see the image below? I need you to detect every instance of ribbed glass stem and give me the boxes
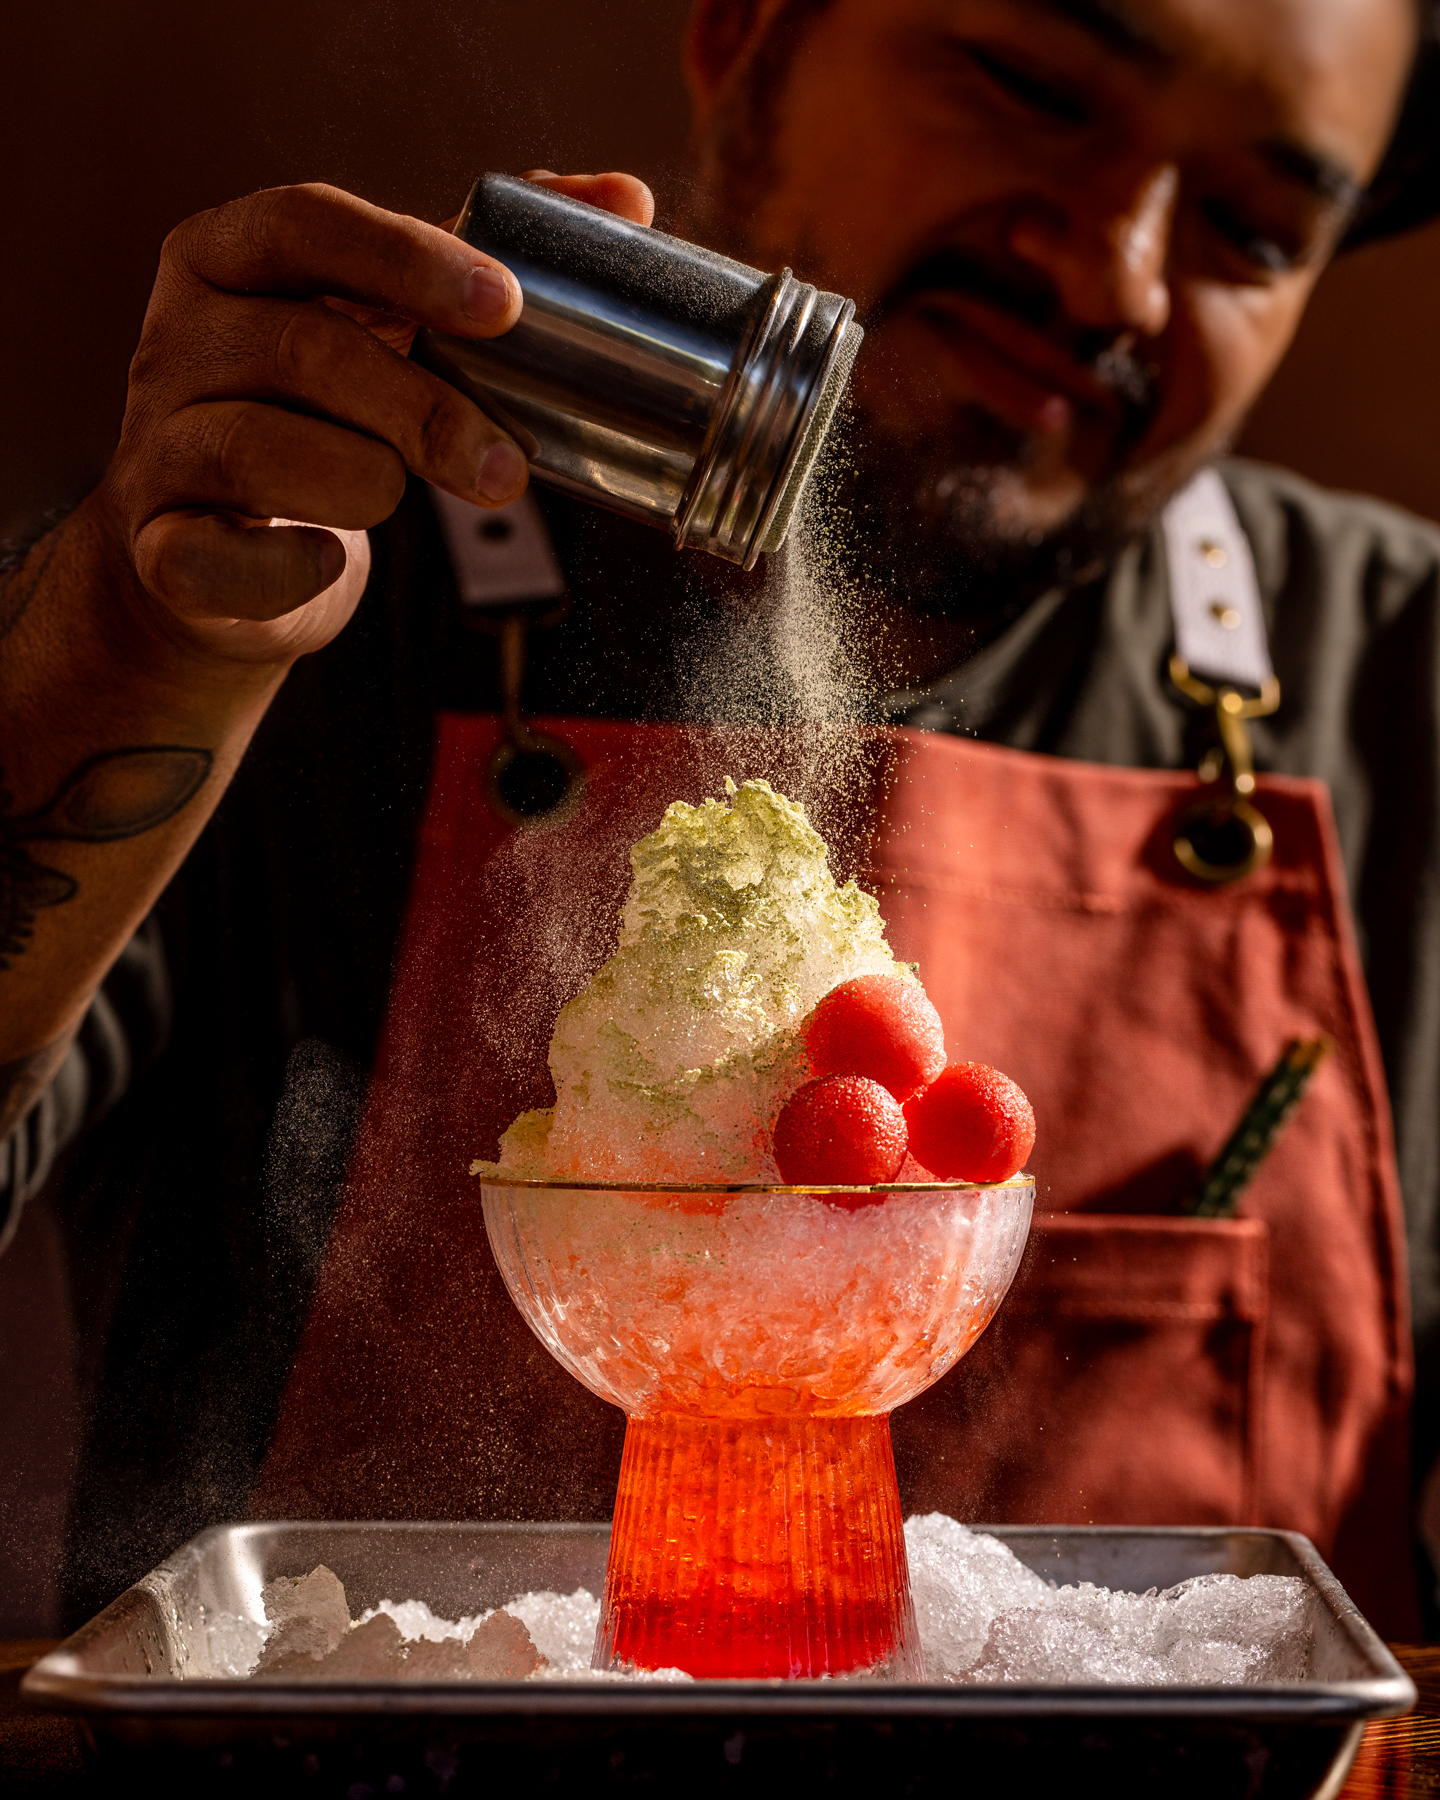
[595,1413,922,1679]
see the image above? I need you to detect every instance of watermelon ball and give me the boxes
[772,1075,909,1190]
[904,1063,1035,1183]
[804,974,947,1101]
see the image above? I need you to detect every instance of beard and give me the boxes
[823,393,1159,628]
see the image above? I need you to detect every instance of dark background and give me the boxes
[3,0,1439,544]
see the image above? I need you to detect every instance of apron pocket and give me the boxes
[893,1214,1268,1527]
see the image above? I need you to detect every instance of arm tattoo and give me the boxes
[0,746,212,970]
[0,507,71,647]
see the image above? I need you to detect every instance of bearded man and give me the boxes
[3,0,1439,1636]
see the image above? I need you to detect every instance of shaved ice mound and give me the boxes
[492,778,912,1181]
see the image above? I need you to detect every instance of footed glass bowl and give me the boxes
[480,1174,1034,1680]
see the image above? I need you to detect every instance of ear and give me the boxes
[684,0,793,119]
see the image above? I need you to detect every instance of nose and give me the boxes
[1008,162,1177,340]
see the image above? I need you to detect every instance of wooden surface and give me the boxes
[3,1640,1439,1793]
[1339,1647,1440,1800]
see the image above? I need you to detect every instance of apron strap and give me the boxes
[426,482,583,826]
[1161,468,1274,693]
[428,482,566,610]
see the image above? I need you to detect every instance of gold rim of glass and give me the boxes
[472,1170,1036,1196]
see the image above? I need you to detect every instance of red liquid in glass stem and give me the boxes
[596,1412,921,1679]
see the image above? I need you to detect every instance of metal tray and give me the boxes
[23,1521,1414,1798]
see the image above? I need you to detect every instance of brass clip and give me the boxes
[1168,654,1280,885]
[482,610,585,828]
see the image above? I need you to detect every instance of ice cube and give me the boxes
[905,1513,1052,1678]
[383,1612,540,1681]
[454,1609,543,1679]
[397,1634,479,1680]
[240,1575,683,1683]
[358,1597,489,1644]
[201,1607,268,1678]
[253,1624,335,1677]
[313,1614,410,1679]
[253,1565,351,1674]
[505,1588,602,1674]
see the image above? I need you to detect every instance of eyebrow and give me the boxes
[1021,0,1364,213]
[1028,0,1173,65]
[1259,137,1362,210]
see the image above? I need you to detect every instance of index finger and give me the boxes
[165,183,522,338]
[521,170,656,226]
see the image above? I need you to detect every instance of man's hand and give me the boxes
[92,173,653,669]
[0,171,652,1086]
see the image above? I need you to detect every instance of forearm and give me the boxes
[0,912,170,1240]
[0,495,287,1113]
[0,176,652,1127]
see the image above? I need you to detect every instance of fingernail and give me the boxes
[476,441,528,503]
[464,264,515,324]
[314,529,348,590]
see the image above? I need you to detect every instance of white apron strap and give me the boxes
[427,483,566,611]
[1161,468,1273,692]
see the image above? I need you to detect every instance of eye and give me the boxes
[966,44,1091,126]
[1197,198,1297,275]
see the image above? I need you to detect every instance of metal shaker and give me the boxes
[415,175,862,571]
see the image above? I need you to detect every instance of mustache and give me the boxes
[877,246,1159,420]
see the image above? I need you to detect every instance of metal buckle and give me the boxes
[480,611,585,829]
[1168,655,1280,885]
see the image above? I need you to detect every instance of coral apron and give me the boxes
[255,707,1415,1633]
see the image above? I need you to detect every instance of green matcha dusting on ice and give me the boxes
[476,778,911,1182]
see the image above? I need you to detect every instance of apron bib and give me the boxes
[255,715,1414,1634]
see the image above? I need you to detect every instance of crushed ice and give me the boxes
[478,777,914,1184]
[200,1518,1312,1684]
[201,1576,684,1683]
[906,1515,1313,1684]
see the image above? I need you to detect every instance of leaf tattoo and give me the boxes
[0,746,212,969]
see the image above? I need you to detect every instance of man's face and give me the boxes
[687,0,1414,614]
